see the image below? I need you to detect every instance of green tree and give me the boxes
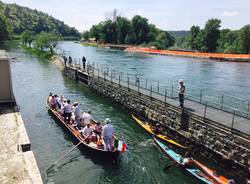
[147,24,161,43]
[46,32,61,54]
[116,16,131,44]
[202,19,221,52]
[89,24,103,41]
[154,31,175,49]
[21,31,34,47]
[0,14,9,41]
[82,31,90,40]
[131,15,150,44]
[187,26,201,50]
[238,25,250,54]
[33,32,60,53]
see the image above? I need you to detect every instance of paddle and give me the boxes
[23,106,48,121]
[45,135,89,173]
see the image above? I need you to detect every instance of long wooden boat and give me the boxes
[47,97,120,160]
[132,115,186,148]
[154,137,230,184]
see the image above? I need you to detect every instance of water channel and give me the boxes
[2,41,248,183]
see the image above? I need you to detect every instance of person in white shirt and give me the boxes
[178,79,185,108]
[82,124,93,142]
[103,118,114,151]
[80,111,93,127]
[73,102,81,129]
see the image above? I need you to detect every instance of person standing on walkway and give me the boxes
[63,56,67,66]
[178,79,185,108]
[69,56,72,66]
[82,56,86,70]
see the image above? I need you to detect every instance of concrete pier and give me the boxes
[0,50,43,184]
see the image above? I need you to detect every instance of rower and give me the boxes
[94,122,102,138]
[103,118,114,151]
[61,99,73,123]
[80,111,93,127]
[73,102,81,130]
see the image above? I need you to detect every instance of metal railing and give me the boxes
[65,58,250,122]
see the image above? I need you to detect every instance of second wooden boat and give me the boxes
[154,137,230,184]
[132,115,186,148]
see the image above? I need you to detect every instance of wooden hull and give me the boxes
[132,115,186,148]
[47,105,120,160]
[154,137,214,184]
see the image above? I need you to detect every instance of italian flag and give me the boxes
[117,140,127,153]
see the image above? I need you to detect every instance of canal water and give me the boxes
[1,41,246,183]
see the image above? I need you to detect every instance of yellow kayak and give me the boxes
[132,115,187,149]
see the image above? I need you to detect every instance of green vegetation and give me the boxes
[86,12,250,54]
[21,31,61,59]
[179,19,250,54]
[0,1,80,40]
[83,12,175,49]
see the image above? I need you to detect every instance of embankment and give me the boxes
[125,47,250,62]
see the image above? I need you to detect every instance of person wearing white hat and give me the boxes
[178,79,185,108]
[103,118,114,151]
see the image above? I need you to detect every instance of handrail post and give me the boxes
[101,64,103,74]
[171,85,173,98]
[200,89,202,104]
[146,78,148,89]
[164,89,167,105]
[248,101,250,112]
[150,85,152,98]
[138,79,140,94]
[157,80,159,93]
[98,68,100,78]
[119,75,121,87]
[127,74,129,90]
[204,102,207,119]
[231,110,235,130]
[111,70,113,84]
[221,95,224,109]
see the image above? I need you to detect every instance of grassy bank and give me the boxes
[21,45,53,59]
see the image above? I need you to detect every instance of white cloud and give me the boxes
[222,11,239,17]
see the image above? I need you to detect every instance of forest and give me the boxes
[0,1,80,41]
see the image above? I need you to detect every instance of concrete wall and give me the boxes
[0,50,14,103]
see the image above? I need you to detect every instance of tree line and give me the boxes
[82,14,175,49]
[0,1,80,42]
[84,13,250,54]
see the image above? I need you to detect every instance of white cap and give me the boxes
[104,118,111,124]
[179,79,184,83]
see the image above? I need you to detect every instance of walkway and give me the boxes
[88,66,250,137]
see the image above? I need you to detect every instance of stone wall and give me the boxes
[88,76,250,179]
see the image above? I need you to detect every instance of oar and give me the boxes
[23,106,48,121]
[45,135,89,172]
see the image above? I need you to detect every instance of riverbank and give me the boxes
[125,47,250,62]
[81,42,250,62]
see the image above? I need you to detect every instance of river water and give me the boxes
[2,41,247,183]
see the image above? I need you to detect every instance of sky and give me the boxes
[2,0,250,32]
